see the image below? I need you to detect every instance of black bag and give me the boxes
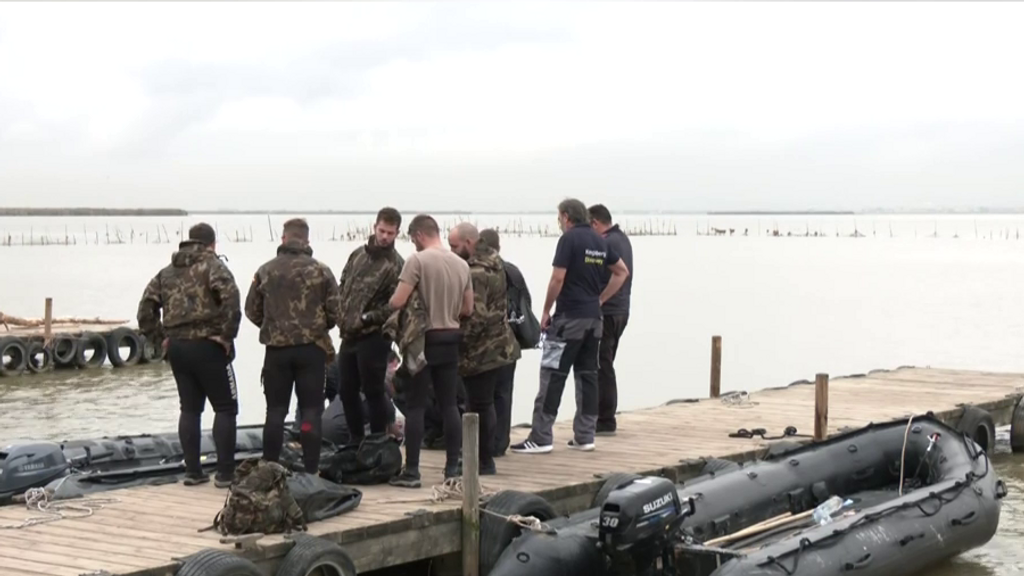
[319,433,403,485]
[506,267,541,349]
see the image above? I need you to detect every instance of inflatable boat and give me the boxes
[0,423,298,503]
[483,413,1006,576]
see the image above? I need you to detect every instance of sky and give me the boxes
[1,2,1023,213]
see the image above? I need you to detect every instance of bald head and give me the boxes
[448,222,479,260]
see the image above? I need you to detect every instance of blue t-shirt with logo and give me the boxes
[552,224,620,319]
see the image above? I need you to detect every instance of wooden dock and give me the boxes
[0,366,1021,576]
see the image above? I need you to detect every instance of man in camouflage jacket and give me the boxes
[137,222,241,488]
[244,218,342,474]
[336,207,405,445]
[449,222,520,475]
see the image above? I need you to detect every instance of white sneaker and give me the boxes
[567,439,595,452]
[510,440,553,454]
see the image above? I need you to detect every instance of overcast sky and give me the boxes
[1,2,1023,212]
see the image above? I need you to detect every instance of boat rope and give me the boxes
[721,391,759,409]
[898,415,914,496]
[480,507,555,533]
[377,477,499,505]
[0,485,120,529]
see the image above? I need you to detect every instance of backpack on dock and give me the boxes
[504,263,541,349]
[211,458,307,536]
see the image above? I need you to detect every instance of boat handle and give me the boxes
[951,510,978,527]
[851,467,874,481]
[842,553,873,571]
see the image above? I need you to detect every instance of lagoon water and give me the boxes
[1,212,1023,574]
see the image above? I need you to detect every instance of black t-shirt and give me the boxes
[552,224,620,319]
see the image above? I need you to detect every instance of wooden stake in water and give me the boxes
[43,297,53,346]
[710,335,722,399]
[462,412,480,576]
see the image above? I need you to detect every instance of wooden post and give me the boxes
[43,297,53,346]
[462,412,480,576]
[814,373,829,441]
[710,335,722,398]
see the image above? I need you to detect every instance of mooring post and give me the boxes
[814,373,829,441]
[462,412,480,576]
[710,335,722,398]
[43,297,53,346]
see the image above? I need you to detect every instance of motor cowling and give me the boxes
[600,476,694,547]
[0,441,69,502]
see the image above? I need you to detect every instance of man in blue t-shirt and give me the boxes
[511,198,630,454]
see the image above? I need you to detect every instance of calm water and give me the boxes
[1,212,1024,574]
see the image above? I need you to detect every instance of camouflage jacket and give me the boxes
[136,241,241,345]
[382,289,428,377]
[337,236,404,343]
[244,241,342,360]
[459,245,521,377]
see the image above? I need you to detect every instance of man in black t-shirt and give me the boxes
[511,199,630,454]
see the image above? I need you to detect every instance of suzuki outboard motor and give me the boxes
[0,441,69,503]
[598,476,696,576]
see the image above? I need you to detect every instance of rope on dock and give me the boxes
[480,508,554,533]
[377,477,498,506]
[0,486,121,529]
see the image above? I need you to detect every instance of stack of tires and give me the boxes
[0,327,165,377]
[176,535,357,576]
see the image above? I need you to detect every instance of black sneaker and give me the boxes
[444,461,462,480]
[182,472,209,486]
[480,460,497,476]
[389,468,421,488]
[214,473,234,488]
[510,440,553,454]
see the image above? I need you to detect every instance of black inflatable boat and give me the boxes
[0,422,303,503]
[483,413,1006,576]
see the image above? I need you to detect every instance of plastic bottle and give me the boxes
[812,496,853,526]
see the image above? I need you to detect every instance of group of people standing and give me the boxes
[136,199,633,490]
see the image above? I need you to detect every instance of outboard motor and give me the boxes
[0,441,69,503]
[598,476,696,576]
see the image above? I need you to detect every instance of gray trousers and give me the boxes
[527,315,603,446]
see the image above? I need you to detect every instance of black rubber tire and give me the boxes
[701,458,742,476]
[1010,397,1024,454]
[140,334,166,364]
[0,336,28,377]
[26,341,53,373]
[176,548,262,576]
[106,327,143,367]
[52,334,78,367]
[956,406,996,454]
[275,534,357,576]
[592,472,643,508]
[74,331,108,369]
[480,490,557,576]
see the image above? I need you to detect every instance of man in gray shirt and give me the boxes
[589,204,633,436]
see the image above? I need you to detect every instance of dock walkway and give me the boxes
[0,366,1021,576]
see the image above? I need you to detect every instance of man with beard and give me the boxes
[137,223,241,488]
[336,207,405,447]
[245,218,342,474]
[448,223,520,475]
[388,214,472,488]
[511,198,629,454]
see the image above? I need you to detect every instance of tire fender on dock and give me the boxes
[1009,396,1024,454]
[955,405,996,454]
[274,534,356,576]
[26,340,53,373]
[176,548,262,576]
[0,336,28,377]
[51,334,78,368]
[105,327,143,367]
[139,334,166,363]
[480,490,558,576]
[74,331,108,369]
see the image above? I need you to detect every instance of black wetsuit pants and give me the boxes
[403,329,462,473]
[338,332,392,444]
[464,367,500,471]
[261,343,326,473]
[167,338,238,477]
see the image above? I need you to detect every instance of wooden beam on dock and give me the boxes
[43,297,53,346]
[462,412,481,576]
[814,373,829,441]
[710,335,722,398]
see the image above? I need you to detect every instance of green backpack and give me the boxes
[211,458,307,535]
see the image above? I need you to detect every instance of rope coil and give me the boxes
[0,485,121,529]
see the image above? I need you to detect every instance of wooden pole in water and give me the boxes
[462,412,480,576]
[814,373,829,441]
[710,335,722,398]
[43,297,53,346]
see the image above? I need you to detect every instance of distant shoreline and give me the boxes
[2,208,1023,217]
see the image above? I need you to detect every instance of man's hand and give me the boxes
[541,311,551,330]
[209,335,231,355]
[161,338,169,352]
